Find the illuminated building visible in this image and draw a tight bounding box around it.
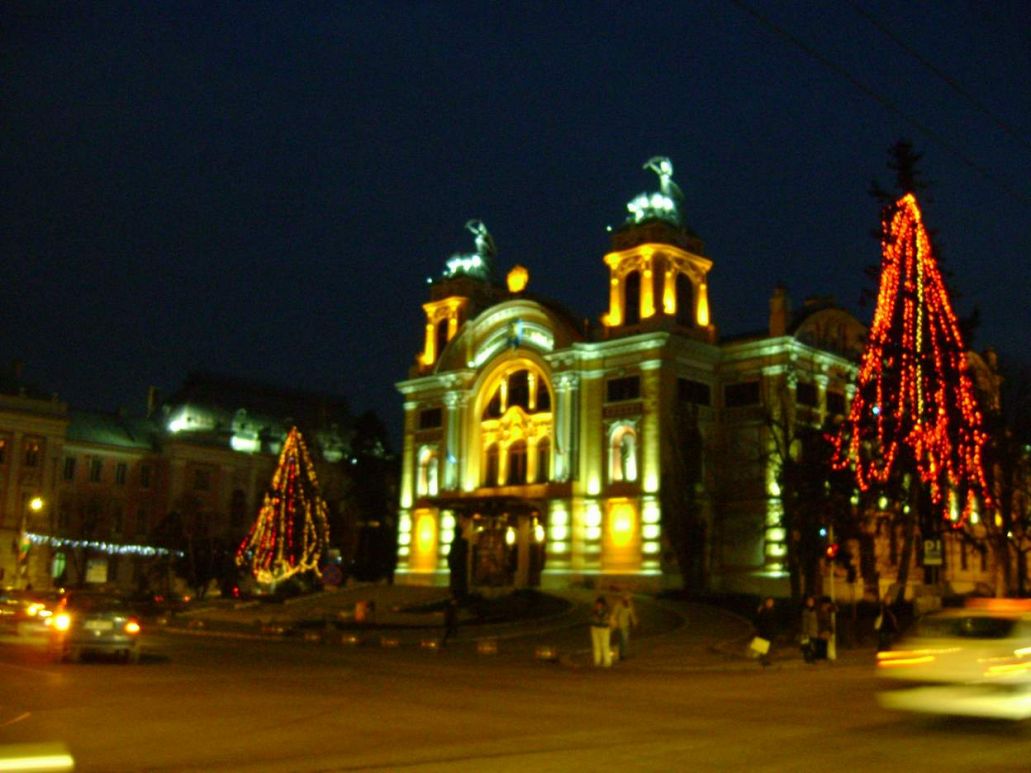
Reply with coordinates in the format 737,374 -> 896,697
395,158 -> 876,594
0,370 -> 370,590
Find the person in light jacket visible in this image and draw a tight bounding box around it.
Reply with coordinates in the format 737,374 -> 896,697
611,593 -> 639,661
589,596 -> 613,667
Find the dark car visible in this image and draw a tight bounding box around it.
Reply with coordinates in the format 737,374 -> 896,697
0,588 -> 63,633
47,592 -> 142,664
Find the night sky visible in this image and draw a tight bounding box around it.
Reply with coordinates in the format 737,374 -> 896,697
3,2 -> 1028,449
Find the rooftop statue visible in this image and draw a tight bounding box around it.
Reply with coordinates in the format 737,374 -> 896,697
443,219 -> 496,280
626,156 -> 684,226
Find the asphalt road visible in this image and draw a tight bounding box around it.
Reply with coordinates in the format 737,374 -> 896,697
2,626 -> 1031,772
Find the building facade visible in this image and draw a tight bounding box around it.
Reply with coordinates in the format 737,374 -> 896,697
0,371 -> 382,592
395,159 -> 869,595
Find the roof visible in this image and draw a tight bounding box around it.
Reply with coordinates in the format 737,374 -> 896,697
66,410 -> 160,450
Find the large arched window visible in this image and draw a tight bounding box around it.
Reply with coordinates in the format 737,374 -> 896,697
675,273 -> 694,327
417,446 -> 439,496
507,440 -> 527,485
624,271 -> 641,325
609,424 -> 638,482
483,443 -> 499,487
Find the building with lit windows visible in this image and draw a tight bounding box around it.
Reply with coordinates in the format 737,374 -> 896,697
0,370 -> 376,591
395,159 -> 872,595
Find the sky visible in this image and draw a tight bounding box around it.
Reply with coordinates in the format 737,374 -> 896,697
2,1 -> 1029,450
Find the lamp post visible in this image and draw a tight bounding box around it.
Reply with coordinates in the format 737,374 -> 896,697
17,496 -> 44,588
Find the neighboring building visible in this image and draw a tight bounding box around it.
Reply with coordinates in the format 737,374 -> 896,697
1,370 -> 391,592
394,159 -> 872,595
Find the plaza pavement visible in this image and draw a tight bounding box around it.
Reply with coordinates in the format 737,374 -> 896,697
161,584 -> 877,672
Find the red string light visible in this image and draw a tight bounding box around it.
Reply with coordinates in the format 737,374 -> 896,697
832,193 -> 991,526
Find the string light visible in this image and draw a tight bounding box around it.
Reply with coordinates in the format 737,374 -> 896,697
832,193 -> 991,526
26,532 -> 182,557
235,426 -> 331,584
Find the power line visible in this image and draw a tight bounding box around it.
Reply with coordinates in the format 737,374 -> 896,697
849,1 -> 1031,153
728,0 -> 1028,206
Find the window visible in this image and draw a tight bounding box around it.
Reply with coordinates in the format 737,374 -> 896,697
507,440 -> 527,485
609,425 -> 638,482
724,381 -> 761,407
140,464 -> 152,489
796,382 -> 818,407
435,319 -> 449,362
89,458 -> 103,483
678,378 -> 711,406
419,408 -> 443,429
417,447 -> 439,496
135,507 -> 149,536
193,469 -> 211,491
827,391 -> 846,416
115,462 -> 127,485
23,438 -> 41,468
483,444 -> 499,487
63,457 -> 77,481
536,438 -> 550,483
624,271 -> 641,325
675,274 -> 694,326
508,370 -> 530,410
606,376 -> 640,403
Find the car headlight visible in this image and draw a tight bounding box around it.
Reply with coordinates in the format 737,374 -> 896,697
124,619 -> 141,635
51,613 -> 72,632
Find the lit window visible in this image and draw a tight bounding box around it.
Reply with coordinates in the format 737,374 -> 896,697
609,425 -> 638,482
417,447 -> 439,496
23,438 -> 41,468
507,440 -> 527,485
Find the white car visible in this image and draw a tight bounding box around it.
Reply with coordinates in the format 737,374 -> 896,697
876,599 -> 1031,720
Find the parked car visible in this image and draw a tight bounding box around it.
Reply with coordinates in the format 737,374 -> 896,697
47,592 -> 142,664
876,598 -> 1031,720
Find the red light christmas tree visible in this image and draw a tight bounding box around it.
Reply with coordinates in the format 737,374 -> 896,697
832,193 -> 991,527
236,426 -> 330,585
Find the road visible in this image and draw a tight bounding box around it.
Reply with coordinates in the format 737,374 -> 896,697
2,623 -> 1030,772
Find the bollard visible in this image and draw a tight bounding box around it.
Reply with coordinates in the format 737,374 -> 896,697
341,633 -> 362,646
420,639 -> 440,651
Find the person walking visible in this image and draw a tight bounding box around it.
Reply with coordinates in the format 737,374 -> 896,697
611,592 -> 639,661
800,595 -> 819,663
875,594 -> 898,652
816,597 -> 837,661
589,595 -> 613,668
753,596 -> 777,667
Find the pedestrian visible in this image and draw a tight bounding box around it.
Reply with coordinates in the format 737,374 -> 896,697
611,592 -> 639,661
589,595 -> 613,667
800,595 -> 819,663
753,596 -> 776,667
874,594 -> 898,652
816,597 -> 837,661
440,595 -> 459,647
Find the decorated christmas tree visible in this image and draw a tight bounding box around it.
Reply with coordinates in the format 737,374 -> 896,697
236,426 -> 330,586
832,191 -> 991,527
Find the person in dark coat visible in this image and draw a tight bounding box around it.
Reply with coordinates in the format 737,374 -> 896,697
875,594 -> 899,652
754,596 -> 777,667
800,595 -> 819,663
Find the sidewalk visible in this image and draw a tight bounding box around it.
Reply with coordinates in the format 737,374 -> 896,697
159,585 -> 878,672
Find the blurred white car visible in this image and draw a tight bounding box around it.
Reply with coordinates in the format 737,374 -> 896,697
877,599 -> 1031,720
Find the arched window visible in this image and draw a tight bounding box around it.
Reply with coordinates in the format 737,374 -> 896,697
507,440 -> 528,485
624,271 -> 641,325
483,444 -> 499,487
417,446 -> 439,496
435,319 -> 449,362
536,438 -> 550,483
675,273 -> 694,327
609,425 -> 638,482
508,370 -> 530,410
